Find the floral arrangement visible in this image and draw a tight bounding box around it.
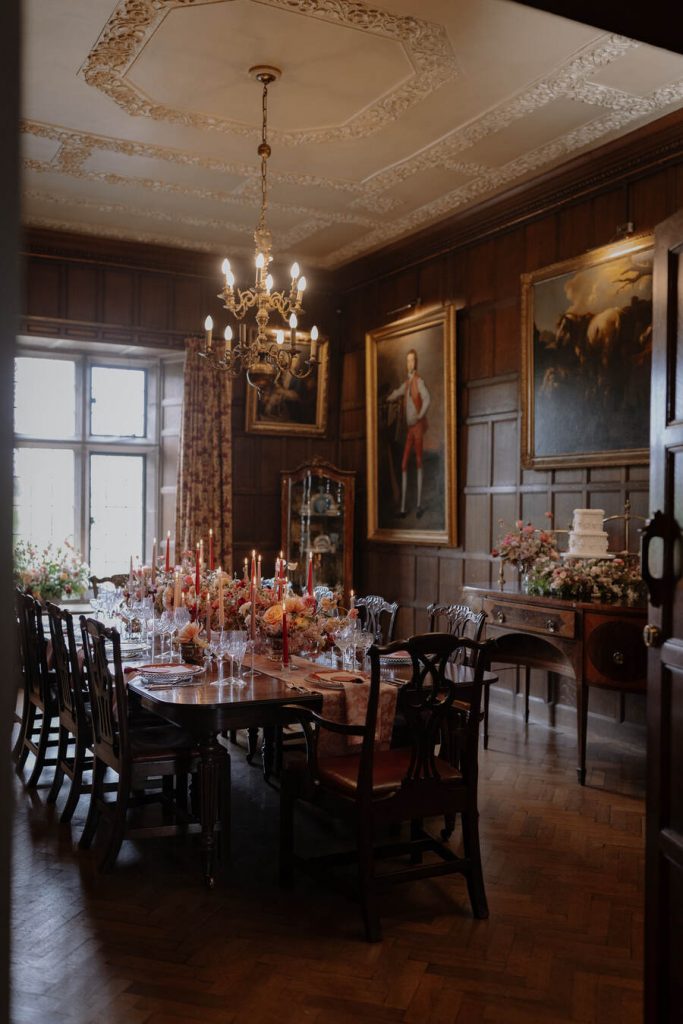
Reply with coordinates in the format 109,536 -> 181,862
492,516 -> 558,571
525,556 -> 646,605
14,539 -> 90,601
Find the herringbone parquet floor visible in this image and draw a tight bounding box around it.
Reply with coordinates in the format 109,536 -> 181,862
10,697 -> 645,1024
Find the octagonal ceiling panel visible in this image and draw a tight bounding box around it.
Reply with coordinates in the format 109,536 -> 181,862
20,0 -> 683,268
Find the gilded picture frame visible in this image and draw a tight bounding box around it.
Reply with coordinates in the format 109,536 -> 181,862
245,329 -> 329,436
521,234 -> 653,469
366,305 -> 457,546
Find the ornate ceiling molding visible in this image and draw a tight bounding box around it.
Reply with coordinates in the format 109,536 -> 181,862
325,73 -> 683,265
82,0 -> 459,145
21,122 -> 378,233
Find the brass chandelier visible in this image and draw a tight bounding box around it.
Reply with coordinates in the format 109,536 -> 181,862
200,66 -> 319,392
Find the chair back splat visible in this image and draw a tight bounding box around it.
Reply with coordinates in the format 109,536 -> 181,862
80,617 -> 126,767
354,595 -> 399,644
89,574 -> 127,598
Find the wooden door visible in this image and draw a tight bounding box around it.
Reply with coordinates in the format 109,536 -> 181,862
644,208 -> 683,1021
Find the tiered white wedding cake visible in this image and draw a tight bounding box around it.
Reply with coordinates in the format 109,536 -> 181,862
564,508 -> 613,559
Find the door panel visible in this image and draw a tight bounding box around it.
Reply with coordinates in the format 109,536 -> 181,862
645,209 -> 683,1022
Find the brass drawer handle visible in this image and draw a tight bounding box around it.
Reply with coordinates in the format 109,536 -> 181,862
612,650 -> 624,666
495,610 -> 505,624
546,618 -> 558,633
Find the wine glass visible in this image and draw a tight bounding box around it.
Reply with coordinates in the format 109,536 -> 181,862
157,610 -> 174,662
333,624 -> 355,671
352,630 -> 374,673
227,630 -> 248,686
207,629 -> 223,674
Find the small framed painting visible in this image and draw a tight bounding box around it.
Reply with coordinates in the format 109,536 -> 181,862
245,330 -> 328,436
521,235 -> 653,468
365,305 -> 457,546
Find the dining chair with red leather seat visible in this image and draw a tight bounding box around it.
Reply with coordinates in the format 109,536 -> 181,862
45,602 -> 93,823
78,616 -> 214,873
14,589 -> 59,787
279,632 -> 495,942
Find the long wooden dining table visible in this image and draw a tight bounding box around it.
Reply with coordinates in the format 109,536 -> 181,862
127,652 -> 492,886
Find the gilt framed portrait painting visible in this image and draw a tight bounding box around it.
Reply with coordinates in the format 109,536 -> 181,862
245,330 -> 328,436
365,305 -> 456,546
521,235 -> 653,469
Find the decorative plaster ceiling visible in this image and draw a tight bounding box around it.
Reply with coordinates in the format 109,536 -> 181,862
21,0 -> 683,268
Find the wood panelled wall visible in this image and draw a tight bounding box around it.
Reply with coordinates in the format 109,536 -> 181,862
20,230 -> 341,569
337,113 -> 683,726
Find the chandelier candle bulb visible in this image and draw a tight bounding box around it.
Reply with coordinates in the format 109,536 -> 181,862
276,329 -> 285,346
310,325 -> 318,361
204,315 -> 213,352
296,276 -> 307,301
224,325 -> 232,351
290,262 -> 299,281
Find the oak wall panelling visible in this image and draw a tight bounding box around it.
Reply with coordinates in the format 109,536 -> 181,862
336,113 -> 683,733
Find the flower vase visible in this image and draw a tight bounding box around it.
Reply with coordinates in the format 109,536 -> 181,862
518,565 -> 531,594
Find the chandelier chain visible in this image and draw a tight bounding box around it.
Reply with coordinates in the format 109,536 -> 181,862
260,81 -> 269,232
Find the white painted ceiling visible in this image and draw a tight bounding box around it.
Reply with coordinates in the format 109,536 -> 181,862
21,0 -> 683,269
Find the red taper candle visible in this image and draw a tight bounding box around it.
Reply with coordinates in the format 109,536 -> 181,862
307,551 -> 314,597
195,543 -> 200,595
209,528 -> 214,571
282,601 -> 289,667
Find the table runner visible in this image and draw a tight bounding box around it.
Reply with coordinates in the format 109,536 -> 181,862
251,653 -> 398,756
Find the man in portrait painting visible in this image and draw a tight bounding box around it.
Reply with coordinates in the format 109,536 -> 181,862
386,348 -> 431,518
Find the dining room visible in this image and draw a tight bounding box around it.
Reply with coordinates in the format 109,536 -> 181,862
4,2 -> 683,1023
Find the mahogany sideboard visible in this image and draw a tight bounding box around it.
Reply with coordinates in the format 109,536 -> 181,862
463,586 -> 647,784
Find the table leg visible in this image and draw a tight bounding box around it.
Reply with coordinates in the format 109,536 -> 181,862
576,677 -> 588,786
198,733 -> 228,887
262,725 -> 276,780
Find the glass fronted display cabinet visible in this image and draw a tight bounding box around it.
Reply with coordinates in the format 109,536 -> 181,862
280,459 -> 355,599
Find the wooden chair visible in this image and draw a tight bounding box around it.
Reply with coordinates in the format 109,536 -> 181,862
279,632 -> 494,941
45,603 -> 93,823
427,602 -> 497,748
354,594 -> 399,643
89,574 -> 127,598
78,616 -> 210,872
14,589 -> 59,787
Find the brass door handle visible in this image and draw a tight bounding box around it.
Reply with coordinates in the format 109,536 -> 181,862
643,624 -> 663,648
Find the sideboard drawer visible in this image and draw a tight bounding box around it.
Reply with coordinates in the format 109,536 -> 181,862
483,598 -> 576,639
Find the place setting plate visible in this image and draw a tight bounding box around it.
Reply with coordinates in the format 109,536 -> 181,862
304,668 -> 368,689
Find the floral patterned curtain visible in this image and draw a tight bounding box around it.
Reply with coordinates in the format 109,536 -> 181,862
175,339 -> 233,572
